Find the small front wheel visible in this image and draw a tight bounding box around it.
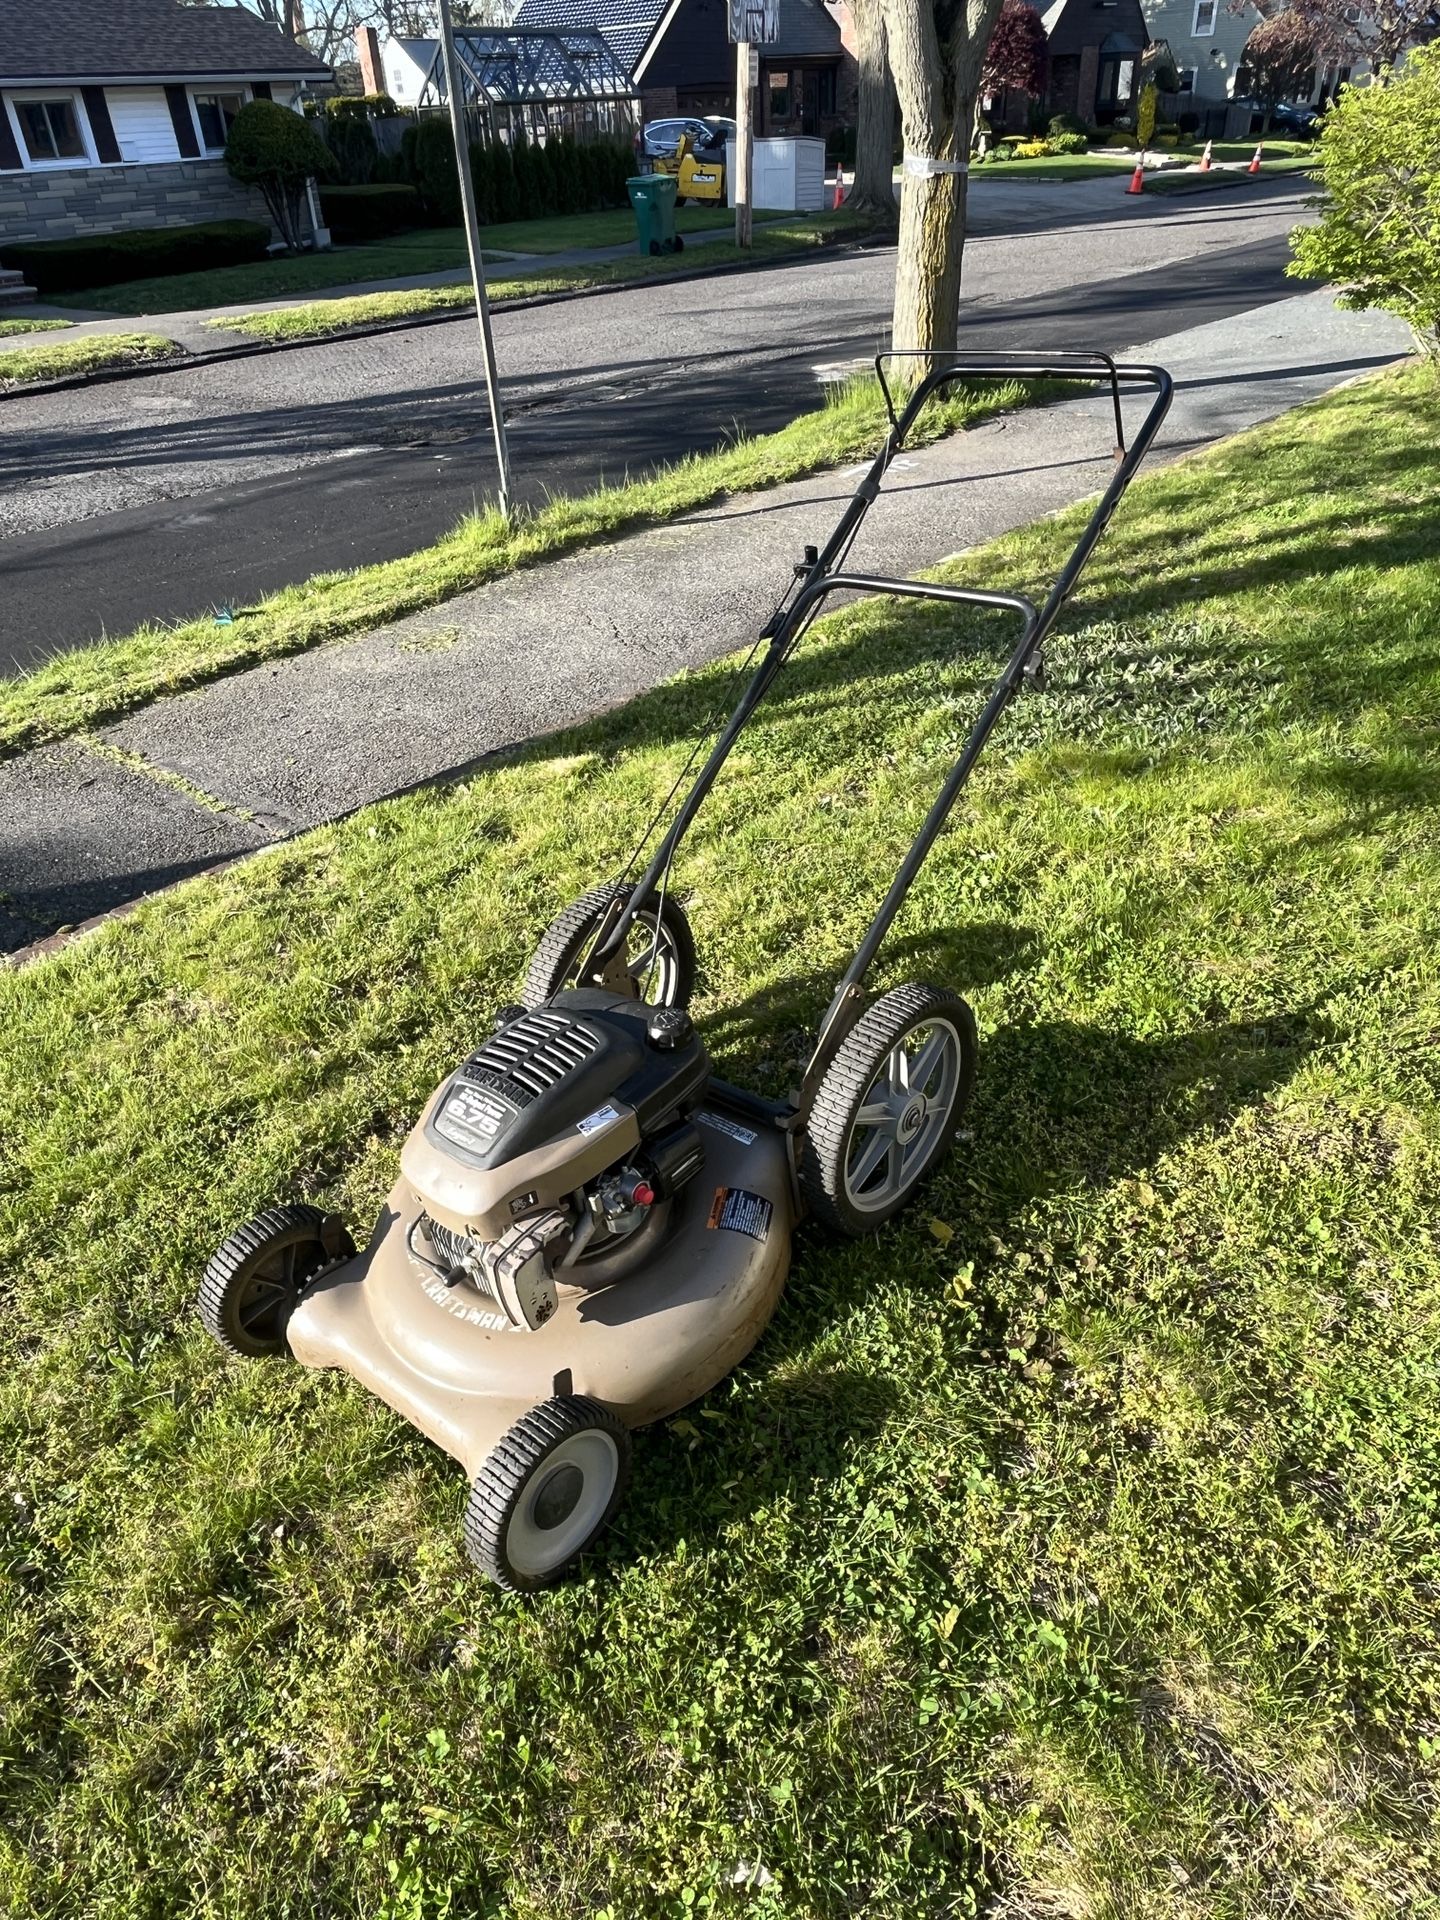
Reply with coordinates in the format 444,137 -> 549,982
199,1204 -> 355,1358
464,1396 -> 631,1591
799,983 -> 977,1237
521,881 -> 697,1009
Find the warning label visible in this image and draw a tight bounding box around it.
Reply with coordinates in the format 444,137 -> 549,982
697,1109 -> 758,1147
707,1186 -> 773,1242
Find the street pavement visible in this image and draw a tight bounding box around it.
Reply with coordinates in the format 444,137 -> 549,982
3,176 -> 1319,668
0,287 -> 1411,958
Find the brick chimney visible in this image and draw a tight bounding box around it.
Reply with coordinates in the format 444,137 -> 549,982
357,24 -> 384,95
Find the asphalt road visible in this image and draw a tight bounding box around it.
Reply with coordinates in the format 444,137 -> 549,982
0,177 -> 1317,672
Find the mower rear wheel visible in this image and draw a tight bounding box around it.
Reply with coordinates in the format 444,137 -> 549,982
464,1396 -> 631,1591
199,1204 -> 355,1359
799,983 -> 977,1237
521,882 -> 697,1009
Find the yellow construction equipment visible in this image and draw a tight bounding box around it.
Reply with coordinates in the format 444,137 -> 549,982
653,133 -> 726,204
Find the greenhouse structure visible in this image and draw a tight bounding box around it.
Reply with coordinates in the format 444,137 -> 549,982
416,28 -> 640,146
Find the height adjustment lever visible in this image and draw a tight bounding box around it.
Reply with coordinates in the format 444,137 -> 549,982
1022,649 -> 1047,693
793,544 -> 820,579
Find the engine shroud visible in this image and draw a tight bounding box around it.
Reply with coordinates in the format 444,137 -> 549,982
400,991 -> 711,1246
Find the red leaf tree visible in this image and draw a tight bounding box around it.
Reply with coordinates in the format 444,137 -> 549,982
1236,7 -> 1325,118
982,0 -> 1048,98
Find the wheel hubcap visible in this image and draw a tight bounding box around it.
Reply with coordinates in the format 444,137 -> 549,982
506,1430 -> 619,1579
843,1018 -> 962,1214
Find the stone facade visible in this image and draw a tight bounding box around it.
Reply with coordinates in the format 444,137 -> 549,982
0,158 -> 272,244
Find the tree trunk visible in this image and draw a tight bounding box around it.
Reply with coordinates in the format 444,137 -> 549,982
891,166 -> 967,350
879,0 -> 999,356
850,0 -> 898,221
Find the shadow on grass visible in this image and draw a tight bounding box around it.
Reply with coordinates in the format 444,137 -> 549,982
618,991 -> 1318,1569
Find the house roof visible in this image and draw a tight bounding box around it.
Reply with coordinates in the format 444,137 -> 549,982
0,0 -> 331,86
514,0 -> 840,80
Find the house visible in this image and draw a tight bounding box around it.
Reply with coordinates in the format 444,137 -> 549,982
0,0 -> 330,246
1030,0 -> 1153,125
507,0 -> 855,137
1139,0 -> 1372,116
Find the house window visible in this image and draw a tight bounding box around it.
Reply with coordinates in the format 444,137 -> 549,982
14,96 -> 86,163
768,70 -> 791,118
1192,0 -> 1217,34
192,90 -> 246,151
1177,67 -> 1195,91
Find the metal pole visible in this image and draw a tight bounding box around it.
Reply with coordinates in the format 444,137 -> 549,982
436,0 -> 513,518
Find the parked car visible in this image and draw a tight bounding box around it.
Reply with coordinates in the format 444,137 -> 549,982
1231,97 -> 1324,135
641,116 -> 737,164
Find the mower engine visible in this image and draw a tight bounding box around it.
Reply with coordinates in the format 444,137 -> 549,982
398,992 -> 711,1334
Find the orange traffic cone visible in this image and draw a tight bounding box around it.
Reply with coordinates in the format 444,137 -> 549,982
1126,159 -> 1145,194
1198,139 -> 1213,171
1248,142 -> 1263,174
833,168 -> 844,209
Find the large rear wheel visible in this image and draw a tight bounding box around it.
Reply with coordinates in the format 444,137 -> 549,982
799,983 -> 977,1237
521,882 -> 696,1009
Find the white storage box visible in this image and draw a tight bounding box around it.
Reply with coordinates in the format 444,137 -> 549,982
725,135 -> 827,212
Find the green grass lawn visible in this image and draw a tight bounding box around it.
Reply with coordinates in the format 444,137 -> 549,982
208,211 -> 869,342
0,330 -> 178,387
0,316 -> 72,338
3,365 -> 1439,1916
49,206 -> 762,317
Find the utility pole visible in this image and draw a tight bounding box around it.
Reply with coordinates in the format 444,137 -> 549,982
436,0 -> 513,518
734,37 -> 753,248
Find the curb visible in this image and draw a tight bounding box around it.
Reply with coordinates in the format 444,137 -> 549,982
1,230 -> 889,403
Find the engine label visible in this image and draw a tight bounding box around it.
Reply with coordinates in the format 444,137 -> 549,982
698,1110 -> 758,1147
435,1083 -> 507,1153
707,1186 -> 773,1242
577,1103 -> 621,1137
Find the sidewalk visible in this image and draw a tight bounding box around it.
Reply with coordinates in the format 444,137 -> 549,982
0,289 -> 1411,958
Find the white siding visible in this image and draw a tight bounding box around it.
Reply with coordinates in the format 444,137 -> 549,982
105,86 -> 182,165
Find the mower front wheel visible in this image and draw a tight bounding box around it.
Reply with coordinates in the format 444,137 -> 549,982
199,1204 -> 355,1359
522,881 -> 697,1009
799,982 -> 977,1237
464,1396 -> 631,1591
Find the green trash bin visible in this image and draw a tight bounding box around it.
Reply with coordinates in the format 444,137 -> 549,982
627,172 -> 683,256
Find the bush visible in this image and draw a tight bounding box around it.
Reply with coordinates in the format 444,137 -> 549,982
1010,138 -> 1053,157
318,183 -> 422,241
1177,110 -> 1201,134
0,219 -> 270,294
1289,42 -> 1440,356
225,99 -> 336,250
325,112 -> 378,184
1050,131 -> 1088,154
1048,111 -> 1089,139
401,115 -> 460,223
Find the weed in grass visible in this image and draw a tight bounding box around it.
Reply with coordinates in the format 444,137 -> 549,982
1,365 -> 1439,1916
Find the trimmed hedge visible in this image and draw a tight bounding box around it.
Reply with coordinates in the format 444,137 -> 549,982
399,120 -> 636,227
0,219 -> 270,295
318,183 -> 422,241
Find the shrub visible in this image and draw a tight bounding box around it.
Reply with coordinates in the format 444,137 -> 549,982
1050,131 -> 1088,154
1011,138 -> 1053,157
1048,111 -> 1089,139
489,139 -> 520,222
402,115 -> 459,222
225,99 -> 336,250
0,220 -> 270,293
325,112 -> 378,184
318,182 -> 422,241
1289,43 -> 1440,356
1177,110 -> 1201,134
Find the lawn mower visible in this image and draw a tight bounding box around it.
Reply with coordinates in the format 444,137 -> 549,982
200,351 -> 1172,1591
